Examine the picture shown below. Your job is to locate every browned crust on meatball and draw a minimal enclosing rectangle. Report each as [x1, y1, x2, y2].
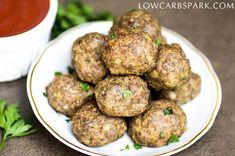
[72, 32, 108, 84]
[103, 29, 158, 75]
[95, 75, 150, 117]
[72, 101, 127, 147]
[129, 99, 187, 147]
[161, 72, 201, 104]
[146, 43, 191, 90]
[47, 75, 94, 116]
[109, 10, 161, 41]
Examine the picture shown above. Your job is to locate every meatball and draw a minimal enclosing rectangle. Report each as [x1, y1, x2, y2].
[109, 10, 161, 41]
[161, 72, 201, 104]
[72, 101, 127, 147]
[95, 75, 150, 117]
[103, 28, 158, 75]
[72, 32, 108, 84]
[47, 75, 94, 116]
[146, 43, 191, 90]
[129, 99, 187, 147]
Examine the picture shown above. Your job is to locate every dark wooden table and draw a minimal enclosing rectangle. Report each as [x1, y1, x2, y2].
[1, 0, 235, 155]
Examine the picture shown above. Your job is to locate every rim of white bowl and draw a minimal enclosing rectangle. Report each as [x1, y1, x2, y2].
[27, 21, 222, 156]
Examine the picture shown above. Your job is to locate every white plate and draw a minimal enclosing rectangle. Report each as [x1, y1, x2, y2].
[27, 21, 222, 156]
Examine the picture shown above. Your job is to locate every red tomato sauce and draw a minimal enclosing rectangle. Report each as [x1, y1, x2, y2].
[0, 0, 50, 37]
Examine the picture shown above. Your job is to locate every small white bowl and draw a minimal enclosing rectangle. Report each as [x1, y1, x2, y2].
[27, 22, 222, 156]
[0, 0, 58, 82]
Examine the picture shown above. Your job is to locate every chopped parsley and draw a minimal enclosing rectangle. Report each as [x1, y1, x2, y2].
[160, 131, 165, 138]
[167, 134, 179, 145]
[122, 89, 133, 100]
[85, 58, 91, 64]
[164, 108, 173, 115]
[54, 71, 62, 76]
[109, 32, 117, 39]
[155, 38, 162, 46]
[125, 144, 130, 150]
[67, 66, 75, 74]
[43, 92, 48, 97]
[133, 143, 142, 150]
[65, 119, 71, 123]
[120, 144, 130, 151]
[80, 82, 90, 92]
[183, 76, 190, 81]
[127, 25, 138, 32]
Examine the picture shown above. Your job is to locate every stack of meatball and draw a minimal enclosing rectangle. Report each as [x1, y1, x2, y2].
[46, 10, 201, 148]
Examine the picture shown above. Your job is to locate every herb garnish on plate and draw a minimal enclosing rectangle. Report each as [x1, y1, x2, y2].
[0, 99, 37, 152]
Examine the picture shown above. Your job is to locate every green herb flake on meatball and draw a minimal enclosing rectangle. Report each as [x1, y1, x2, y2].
[146, 43, 191, 90]
[72, 32, 108, 84]
[129, 100, 186, 147]
[79, 82, 90, 92]
[47, 75, 94, 116]
[122, 89, 133, 99]
[72, 101, 127, 147]
[95, 75, 150, 117]
[167, 134, 179, 145]
[103, 28, 158, 75]
[163, 108, 173, 115]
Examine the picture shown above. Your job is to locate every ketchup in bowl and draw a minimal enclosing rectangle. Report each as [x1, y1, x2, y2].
[0, 0, 50, 37]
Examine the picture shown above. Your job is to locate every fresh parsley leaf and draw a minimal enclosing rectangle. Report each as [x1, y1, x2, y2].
[139, 86, 144, 90]
[167, 134, 179, 145]
[43, 92, 48, 97]
[52, 1, 113, 38]
[133, 143, 142, 150]
[122, 89, 133, 100]
[109, 32, 117, 39]
[65, 119, 71, 123]
[164, 108, 173, 115]
[120, 144, 130, 151]
[160, 131, 165, 138]
[80, 82, 90, 92]
[0, 99, 37, 152]
[67, 66, 75, 74]
[54, 71, 62, 76]
[155, 38, 162, 46]
[125, 144, 130, 150]
[183, 76, 190, 81]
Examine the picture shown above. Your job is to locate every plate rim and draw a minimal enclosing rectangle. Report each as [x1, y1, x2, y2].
[26, 21, 222, 156]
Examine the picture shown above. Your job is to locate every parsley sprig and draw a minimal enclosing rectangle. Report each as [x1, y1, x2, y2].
[0, 100, 37, 152]
[52, 0, 114, 38]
